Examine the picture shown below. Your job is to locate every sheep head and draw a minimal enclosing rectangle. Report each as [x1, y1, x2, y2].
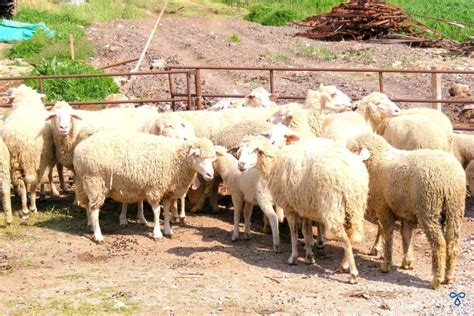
[306, 84, 352, 113]
[355, 92, 401, 119]
[261, 123, 300, 147]
[155, 116, 195, 141]
[243, 87, 278, 108]
[346, 133, 391, 164]
[46, 101, 82, 135]
[7, 84, 45, 108]
[267, 102, 306, 129]
[237, 135, 280, 176]
[187, 138, 218, 181]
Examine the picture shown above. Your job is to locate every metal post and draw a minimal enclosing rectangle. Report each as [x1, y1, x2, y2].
[378, 72, 384, 92]
[186, 71, 192, 110]
[168, 73, 176, 111]
[431, 66, 442, 110]
[269, 70, 275, 93]
[195, 68, 204, 110]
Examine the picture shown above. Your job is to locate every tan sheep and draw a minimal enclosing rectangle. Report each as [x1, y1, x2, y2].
[466, 160, 474, 196]
[347, 133, 466, 289]
[0, 137, 12, 225]
[304, 84, 353, 113]
[453, 133, 474, 168]
[238, 135, 368, 284]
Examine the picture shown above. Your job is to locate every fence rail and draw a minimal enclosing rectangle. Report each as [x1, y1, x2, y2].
[0, 65, 473, 130]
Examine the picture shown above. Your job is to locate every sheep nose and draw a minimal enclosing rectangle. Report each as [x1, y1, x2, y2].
[237, 162, 246, 171]
[206, 172, 213, 179]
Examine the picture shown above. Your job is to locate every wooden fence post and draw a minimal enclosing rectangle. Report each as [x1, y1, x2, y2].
[431, 66, 442, 110]
[69, 33, 75, 61]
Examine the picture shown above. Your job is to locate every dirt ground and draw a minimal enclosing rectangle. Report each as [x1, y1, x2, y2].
[0, 15, 474, 314]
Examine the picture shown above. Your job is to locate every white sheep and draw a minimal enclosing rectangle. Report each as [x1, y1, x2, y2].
[347, 133, 466, 289]
[305, 84, 353, 113]
[2, 85, 57, 218]
[454, 133, 474, 167]
[238, 135, 369, 284]
[213, 145, 283, 252]
[0, 137, 12, 225]
[466, 160, 474, 195]
[73, 131, 217, 242]
[209, 87, 278, 111]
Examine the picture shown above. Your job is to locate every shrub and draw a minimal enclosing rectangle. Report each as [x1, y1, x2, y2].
[244, 4, 300, 26]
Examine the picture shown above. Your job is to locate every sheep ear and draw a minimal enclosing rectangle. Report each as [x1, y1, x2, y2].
[188, 147, 200, 157]
[260, 132, 271, 139]
[228, 146, 239, 155]
[285, 134, 300, 144]
[282, 114, 293, 125]
[269, 93, 278, 101]
[357, 148, 371, 161]
[246, 95, 255, 100]
[214, 145, 226, 157]
[368, 102, 378, 113]
[45, 114, 56, 121]
[71, 114, 82, 120]
[191, 176, 201, 190]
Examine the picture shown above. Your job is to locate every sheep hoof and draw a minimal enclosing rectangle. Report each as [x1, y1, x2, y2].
[316, 243, 324, 250]
[349, 274, 359, 284]
[231, 233, 239, 242]
[179, 217, 186, 225]
[338, 265, 350, 273]
[170, 217, 178, 224]
[288, 256, 298, 265]
[273, 245, 281, 253]
[401, 259, 413, 270]
[163, 231, 173, 238]
[431, 279, 442, 289]
[305, 255, 315, 265]
[119, 220, 128, 226]
[153, 235, 163, 241]
[243, 232, 251, 240]
[379, 263, 391, 273]
[20, 211, 29, 221]
[94, 238, 104, 244]
[442, 276, 453, 285]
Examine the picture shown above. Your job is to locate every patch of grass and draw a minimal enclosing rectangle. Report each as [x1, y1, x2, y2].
[272, 53, 289, 62]
[296, 43, 336, 61]
[25, 57, 119, 102]
[17, 257, 37, 267]
[228, 33, 241, 43]
[343, 48, 373, 63]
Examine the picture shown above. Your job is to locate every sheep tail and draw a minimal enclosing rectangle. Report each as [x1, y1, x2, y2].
[275, 205, 285, 223]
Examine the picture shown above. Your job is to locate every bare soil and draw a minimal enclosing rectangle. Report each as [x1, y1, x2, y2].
[0, 16, 473, 314]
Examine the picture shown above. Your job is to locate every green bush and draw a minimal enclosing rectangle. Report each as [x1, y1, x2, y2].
[244, 4, 301, 26]
[25, 58, 119, 102]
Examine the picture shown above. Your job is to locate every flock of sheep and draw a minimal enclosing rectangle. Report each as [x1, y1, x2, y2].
[0, 83, 473, 290]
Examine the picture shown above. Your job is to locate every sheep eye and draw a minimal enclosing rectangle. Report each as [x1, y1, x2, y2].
[181, 122, 186, 128]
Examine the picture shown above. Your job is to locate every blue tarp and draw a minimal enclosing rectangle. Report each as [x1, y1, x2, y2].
[0, 19, 56, 43]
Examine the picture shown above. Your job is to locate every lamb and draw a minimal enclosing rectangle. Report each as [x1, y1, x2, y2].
[347, 133, 466, 289]
[213, 145, 284, 252]
[453, 133, 474, 168]
[304, 84, 353, 113]
[0, 137, 12, 226]
[73, 131, 217, 242]
[238, 135, 369, 283]
[2, 84, 58, 218]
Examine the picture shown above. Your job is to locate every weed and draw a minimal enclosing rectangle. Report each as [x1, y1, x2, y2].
[25, 57, 119, 102]
[296, 43, 336, 61]
[228, 33, 241, 43]
[343, 48, 373, 62]
[272, 53, 289, 62]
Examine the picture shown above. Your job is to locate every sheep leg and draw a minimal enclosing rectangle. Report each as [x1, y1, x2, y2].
[151, 202, 163, 239]
[332, 225, 359, 284]
[287, 212, 299, 265]
[2, 183, 12, 226]
[86, 208, 92, 229]
[163, 199, 173, 237]
[57, 164, 68, 193]
[191, 180, 211, 213]
[261, 215, 271, 234]
[27, 179, 38, 213]
[257, 197, 281, 253]
[119, 203, 128, 226]
[136, 201, 147, 225]
[90, 207, 104, 243]
[170, 199, 179, 223]
[302, 218, 315, 264]
[316, 222, 325, 249]
[400, 220, 415, 270]
[231, 194, 244, 241]
[18, 181, 29, 220]
[243, 202, 254, 240]
[369, 224, 384, 257]
[378, 211, 395, 273]
[48, 168, 60, 198]
[444, 216, 460, 286]
[418, 216, 446, 289]
[179, 194, 186, 223]
[210, 178, 220, 212]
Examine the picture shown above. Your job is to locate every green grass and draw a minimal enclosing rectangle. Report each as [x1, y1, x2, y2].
[272, 53, 289, 62]
[215, 0, 474, 42]
[343, 48, 373, 63]
[228, 33, 241, 42]
[296, 43, 336, 61]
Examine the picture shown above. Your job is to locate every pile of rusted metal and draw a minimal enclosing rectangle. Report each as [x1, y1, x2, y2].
[295, 0, 446, 45]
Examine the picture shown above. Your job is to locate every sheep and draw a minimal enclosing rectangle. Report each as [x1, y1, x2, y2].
[304, 84, 353, 113]
[238, 135, 369, 283]
[0, 137, 12, 226]
[2, 84, 57, 218]
[347, 133, 466, 289]
[213, 145, 283, 252]
[449, 83, 470, 98]
[466, 160, 474, 195]
[73, 131, 217, 242]
[209, 87, 278, 111]
[453, 133, 474, 168]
